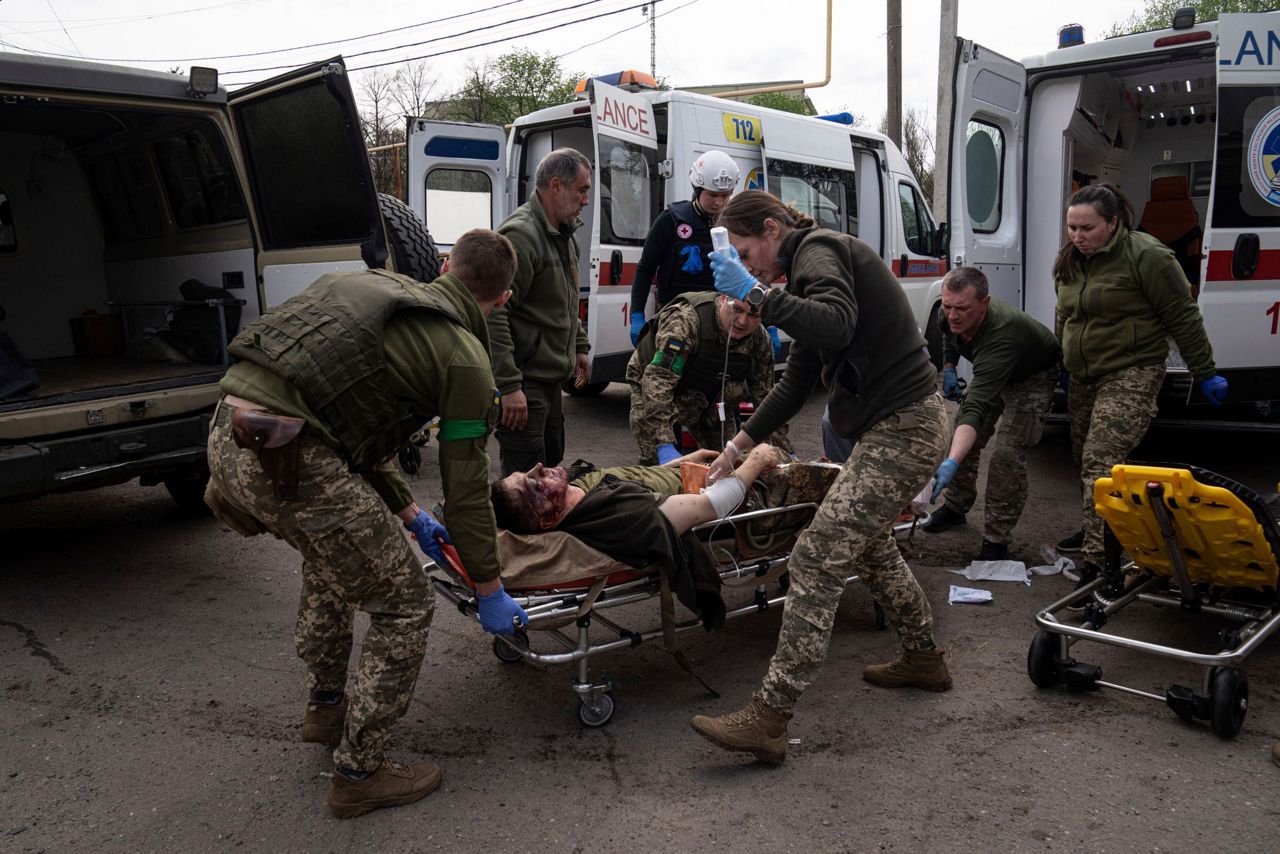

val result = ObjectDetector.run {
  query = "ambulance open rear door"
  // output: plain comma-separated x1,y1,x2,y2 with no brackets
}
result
948,40,1026,309
1197,12,1280,402
406,120,508,254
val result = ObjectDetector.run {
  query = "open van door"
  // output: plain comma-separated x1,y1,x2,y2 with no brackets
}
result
406,119,508,253
588,79,659,381
948,40,1026,308
229,57,383,308
1198,12,1280,400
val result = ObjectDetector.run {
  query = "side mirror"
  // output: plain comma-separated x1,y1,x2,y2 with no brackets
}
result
935,222,950,259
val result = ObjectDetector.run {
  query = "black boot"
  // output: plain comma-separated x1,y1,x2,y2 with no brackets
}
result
923,505,966,533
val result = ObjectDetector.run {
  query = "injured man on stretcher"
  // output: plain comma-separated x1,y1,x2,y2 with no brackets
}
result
489,446,839,629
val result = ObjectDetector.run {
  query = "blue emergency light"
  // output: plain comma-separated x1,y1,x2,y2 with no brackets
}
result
1058,24,1084,49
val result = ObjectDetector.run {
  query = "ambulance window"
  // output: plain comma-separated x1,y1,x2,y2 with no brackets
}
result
0,188,13,252
425,169,492,245
1151,161,1212,198
86,150,166,242
153,125,247,229
965,120,1003,233
599,136,656,245
898,182,934,255
1211,87,1280,228
766,160,855,233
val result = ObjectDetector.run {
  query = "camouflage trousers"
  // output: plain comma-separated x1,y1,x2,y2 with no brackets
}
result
205,401,433,772
1068,363,1165,568
943,368,1055,544
759,393,949,716
633,389,792,465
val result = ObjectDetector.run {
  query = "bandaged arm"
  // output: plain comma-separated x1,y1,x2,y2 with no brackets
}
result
657,444,778,534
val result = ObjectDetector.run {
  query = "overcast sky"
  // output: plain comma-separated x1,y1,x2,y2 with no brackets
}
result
0,0,1157,121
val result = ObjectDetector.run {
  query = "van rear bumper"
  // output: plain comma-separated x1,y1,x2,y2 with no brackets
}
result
0,413,211,502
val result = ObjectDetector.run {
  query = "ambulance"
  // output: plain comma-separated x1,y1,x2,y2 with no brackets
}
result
945,10,1280,414
406,72,945,394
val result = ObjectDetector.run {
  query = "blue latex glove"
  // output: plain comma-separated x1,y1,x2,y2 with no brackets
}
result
407,509,450,567
656,443,681,465
709,245,757,300
931,458,958,503
629,311,646,346
942,366,958,397
477,586,528,635
1199,374,1228,406
767,326,782,360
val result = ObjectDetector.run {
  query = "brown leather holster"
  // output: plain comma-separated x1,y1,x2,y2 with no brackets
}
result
230,408,306,500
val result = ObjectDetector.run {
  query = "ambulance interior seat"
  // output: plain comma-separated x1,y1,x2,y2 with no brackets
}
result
1138,175,1202,292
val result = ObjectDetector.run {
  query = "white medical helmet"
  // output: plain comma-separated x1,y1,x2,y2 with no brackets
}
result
689,150,740,192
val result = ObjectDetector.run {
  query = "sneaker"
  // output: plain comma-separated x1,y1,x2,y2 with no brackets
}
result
690,695,791,765
327,758,443,819
863,646,953,692
301,695,347,747
1057,530,1084,553
977,539,1009,562
922,505,966,534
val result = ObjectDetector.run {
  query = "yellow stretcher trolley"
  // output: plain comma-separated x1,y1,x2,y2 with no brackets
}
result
1027,463,1280,738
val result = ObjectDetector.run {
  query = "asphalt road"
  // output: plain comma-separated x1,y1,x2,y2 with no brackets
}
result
3,385,1279,851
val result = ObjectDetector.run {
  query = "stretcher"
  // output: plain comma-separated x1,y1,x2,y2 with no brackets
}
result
431,494,928,727
1027,463,1280,737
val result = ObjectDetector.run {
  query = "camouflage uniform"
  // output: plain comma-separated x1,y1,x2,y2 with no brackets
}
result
1067,362,1166,568
942,368,1056,544
626,294,788,465
759,394,949,716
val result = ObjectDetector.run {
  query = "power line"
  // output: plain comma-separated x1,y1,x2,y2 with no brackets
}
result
42,0,82,58
555,0,699,61
0,0,269,33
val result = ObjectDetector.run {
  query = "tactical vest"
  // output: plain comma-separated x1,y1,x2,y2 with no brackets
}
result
228,268,466,473
655,200,715,305
635,291,752,397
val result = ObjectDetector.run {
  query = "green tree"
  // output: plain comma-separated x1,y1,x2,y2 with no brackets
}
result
1107,0,1276,36
447,49,580,125
746,91,816,116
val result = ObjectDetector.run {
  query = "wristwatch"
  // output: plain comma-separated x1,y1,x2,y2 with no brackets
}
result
745,283,769,307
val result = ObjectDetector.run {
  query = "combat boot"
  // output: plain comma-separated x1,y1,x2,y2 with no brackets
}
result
922,505,966,533
690,695,790,765
301,694,347,747
327,758,443,819
863,646,953,692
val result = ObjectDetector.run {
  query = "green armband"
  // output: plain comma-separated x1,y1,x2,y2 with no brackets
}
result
438,419,489,441
650,338,687,375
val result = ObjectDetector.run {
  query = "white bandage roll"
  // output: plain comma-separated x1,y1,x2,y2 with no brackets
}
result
702,474,746,518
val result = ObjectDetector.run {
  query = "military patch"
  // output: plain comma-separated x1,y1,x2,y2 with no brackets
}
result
676,222,693,239
652,338,687,374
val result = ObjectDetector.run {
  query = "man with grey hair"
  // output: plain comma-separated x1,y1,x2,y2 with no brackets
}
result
490,147,594,475
922,266,1060,562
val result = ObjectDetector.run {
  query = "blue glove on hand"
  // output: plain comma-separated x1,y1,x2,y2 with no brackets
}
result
931,458,958,503
656,443,681,465
629,311,646,346
942,366,958,397
407,509,451,567
1199,373,1228,406
477,586,528,635
767,326,782,360
709,245,757,300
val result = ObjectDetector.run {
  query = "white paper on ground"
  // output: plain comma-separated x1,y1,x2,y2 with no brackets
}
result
948,585,993,604
949,560,1031,585
1029,554,1076,577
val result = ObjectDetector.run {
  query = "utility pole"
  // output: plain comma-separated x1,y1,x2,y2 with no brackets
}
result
934,0,958,221
886,0,902,147
645,1,656,79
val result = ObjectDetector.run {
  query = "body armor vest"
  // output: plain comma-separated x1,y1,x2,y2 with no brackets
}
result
635,291,752,397
655,200,715,305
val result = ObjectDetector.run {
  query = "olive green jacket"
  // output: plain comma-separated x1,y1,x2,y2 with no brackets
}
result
1055,225,1215,382
490,192,590,393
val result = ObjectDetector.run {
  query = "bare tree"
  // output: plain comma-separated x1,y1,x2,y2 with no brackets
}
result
357,69,402,196
880,105,935,201
391,61,440,121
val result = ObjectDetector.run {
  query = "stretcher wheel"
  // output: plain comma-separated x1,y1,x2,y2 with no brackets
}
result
492,629,529,664
1026,630,1060,689
577,693,615,728
1209,667,1248,738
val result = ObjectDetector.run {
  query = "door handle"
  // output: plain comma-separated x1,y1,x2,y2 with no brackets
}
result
1232,233,1259,279
899,254,908,276
610,250,623,286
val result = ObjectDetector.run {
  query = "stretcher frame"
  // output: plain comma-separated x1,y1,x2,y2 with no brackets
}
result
431,504,926,727
1027,464,1280,738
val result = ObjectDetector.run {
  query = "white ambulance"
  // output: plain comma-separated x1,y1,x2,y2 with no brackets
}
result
406,72,945,394
946,10,1280,413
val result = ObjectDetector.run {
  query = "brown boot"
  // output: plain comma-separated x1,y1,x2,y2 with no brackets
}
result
327,759,443,819
301,695,348,747
863,646,953,692
690,695,791,765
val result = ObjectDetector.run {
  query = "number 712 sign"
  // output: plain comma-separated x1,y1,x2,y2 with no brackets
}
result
722,112,762,146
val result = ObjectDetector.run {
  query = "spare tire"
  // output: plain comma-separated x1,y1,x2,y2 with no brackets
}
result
377,193,441,282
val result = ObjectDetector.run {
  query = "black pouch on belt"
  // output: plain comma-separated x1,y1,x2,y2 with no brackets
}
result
230,409,306,500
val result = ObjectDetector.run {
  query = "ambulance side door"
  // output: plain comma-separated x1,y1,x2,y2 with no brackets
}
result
948,39,1026,308
1199,12,1280,399
228,58,383,309
405,120,508,254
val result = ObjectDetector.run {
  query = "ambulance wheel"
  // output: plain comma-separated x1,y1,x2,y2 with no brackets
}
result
577,693,615,728
563,380,609,397
377,193,441,282
1026,630,1061,689
491,629,529,664
1209,667,1248,738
